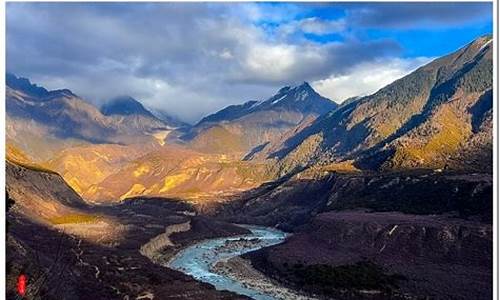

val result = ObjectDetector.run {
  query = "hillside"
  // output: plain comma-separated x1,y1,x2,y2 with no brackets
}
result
264,36,492,175
182,82,337,155
6,74,172,161
82,145,272,203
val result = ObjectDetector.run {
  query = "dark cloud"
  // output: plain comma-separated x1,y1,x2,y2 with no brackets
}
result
344,2,492,29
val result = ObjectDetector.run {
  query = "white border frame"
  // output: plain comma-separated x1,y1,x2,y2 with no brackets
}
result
0,1,497,300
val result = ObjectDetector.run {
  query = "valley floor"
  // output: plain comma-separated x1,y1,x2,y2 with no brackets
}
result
6,198,250,300
6,168,493,300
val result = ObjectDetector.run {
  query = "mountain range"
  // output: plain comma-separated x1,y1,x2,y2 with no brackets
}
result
181,82,337,154
5,35,493,300
5,35,493,203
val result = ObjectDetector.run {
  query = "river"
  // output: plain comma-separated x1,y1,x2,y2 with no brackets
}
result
167,225,305,300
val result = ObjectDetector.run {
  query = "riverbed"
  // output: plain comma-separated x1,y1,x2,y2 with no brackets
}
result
167,225,312,300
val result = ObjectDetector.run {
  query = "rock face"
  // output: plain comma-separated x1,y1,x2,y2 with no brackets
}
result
246,211,492,300
182,82,337,155
266,36,493,175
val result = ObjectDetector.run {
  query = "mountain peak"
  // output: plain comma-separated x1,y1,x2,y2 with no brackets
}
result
277,82,313,95
260,81,336,114
277,86,291,94
6,73,50,98
297,81,312,90
101,96,155,117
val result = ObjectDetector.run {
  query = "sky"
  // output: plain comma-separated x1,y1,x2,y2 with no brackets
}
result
6,2,493,123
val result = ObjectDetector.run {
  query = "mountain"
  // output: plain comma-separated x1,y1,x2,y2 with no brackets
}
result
6,72,50,98
5,74,275,202
101,96,189,129
151,108,190,128
5,36,493,204
6,74,172,161
266,36,493,175
101,95,157,118
182,82,338,155
81,145,272,203
99,95,176,133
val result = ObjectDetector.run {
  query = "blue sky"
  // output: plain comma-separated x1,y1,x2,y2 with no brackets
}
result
6,2,493,123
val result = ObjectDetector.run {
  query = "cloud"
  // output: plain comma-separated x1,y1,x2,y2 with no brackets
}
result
6,3,491,123
275,16,346,37
312,56,433,102
299,17,346,34
344,2,492,29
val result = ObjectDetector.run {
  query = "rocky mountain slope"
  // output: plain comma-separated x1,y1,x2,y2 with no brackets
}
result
264,36,492,175
101,95,183,131
181,82,337,155
101,96,157,118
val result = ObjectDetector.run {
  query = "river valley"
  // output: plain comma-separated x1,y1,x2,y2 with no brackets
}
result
167,225,314,300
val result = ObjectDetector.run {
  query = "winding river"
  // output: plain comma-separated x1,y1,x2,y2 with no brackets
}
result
167,225,294,300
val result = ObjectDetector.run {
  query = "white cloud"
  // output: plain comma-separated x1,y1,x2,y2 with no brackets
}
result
299,17,346,34
312,57,433,103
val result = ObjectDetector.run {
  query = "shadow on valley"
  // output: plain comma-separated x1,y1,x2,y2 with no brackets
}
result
6,157,493,300
213,170,492,300
6,195,250,300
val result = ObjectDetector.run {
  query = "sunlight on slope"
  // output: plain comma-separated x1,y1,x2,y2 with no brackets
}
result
151,130,171,146
120,183,147,200
160,173,191,193
133,164,151,177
